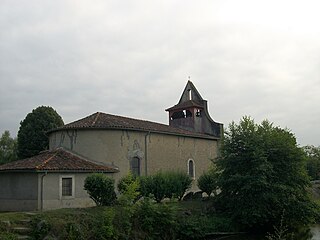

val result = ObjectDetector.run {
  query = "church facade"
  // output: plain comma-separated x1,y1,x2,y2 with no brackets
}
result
0,81,223,211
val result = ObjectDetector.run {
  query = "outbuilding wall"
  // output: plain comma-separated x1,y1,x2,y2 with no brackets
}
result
42,172,115,210
0,173,38,211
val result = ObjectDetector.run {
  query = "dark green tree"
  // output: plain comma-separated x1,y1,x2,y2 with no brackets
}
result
84,173,117,206
304,145,320,180
217,117,318,230
139,171,192,202
0,130,18,164
17,106,64,159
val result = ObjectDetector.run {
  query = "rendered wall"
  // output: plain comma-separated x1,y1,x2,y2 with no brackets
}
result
0,173,38,211
42,172,115,210
49,129,218,190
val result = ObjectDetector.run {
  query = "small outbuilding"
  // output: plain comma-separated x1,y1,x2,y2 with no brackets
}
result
0,148,118,211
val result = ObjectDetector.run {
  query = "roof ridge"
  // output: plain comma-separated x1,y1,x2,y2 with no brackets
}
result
92,112,101,126
47,112,219,140
35,151,58,170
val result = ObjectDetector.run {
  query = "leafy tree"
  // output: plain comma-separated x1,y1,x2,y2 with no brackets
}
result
0,130,18,164
149,172,168,203
84,173,117,206
164,171,192,201
197,165,219,197
303,145,320,180
217,117,318,230
117,172,141,204
139,171,192,203
139,175,154,198
17,106,64,159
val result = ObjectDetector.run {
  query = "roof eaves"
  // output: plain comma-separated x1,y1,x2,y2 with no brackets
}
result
47,126,219,140
0,169,119,173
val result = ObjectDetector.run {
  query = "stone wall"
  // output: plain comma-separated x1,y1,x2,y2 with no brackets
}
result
49,129,218,190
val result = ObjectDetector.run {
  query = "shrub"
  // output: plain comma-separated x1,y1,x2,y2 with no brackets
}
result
113,204,134,239
167,171,192,200
139,175,153,198
93,208,116,240
30,218,51,240
150,172,168,203
0,233,18,240
132,198,178,239
177,214,233,239
140,171,192,202
84,173,116,206
197,167,219,197
139,172,168,203
117,172,140,204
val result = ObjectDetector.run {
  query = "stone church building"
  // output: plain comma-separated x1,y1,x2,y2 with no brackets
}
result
0,81,223,211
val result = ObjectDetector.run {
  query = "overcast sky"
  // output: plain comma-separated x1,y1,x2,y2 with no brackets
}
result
1,0,319,146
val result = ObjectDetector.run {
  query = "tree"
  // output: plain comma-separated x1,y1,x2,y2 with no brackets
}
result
139,171,192,203
117,172,141,204
216,117,318,230
17,106,64,159
0,130,18,164
197,165,219,197
84,173,117,206
303,145,320,180
164,171,192,201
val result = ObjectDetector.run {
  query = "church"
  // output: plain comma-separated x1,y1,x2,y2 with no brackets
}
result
0,81,223,211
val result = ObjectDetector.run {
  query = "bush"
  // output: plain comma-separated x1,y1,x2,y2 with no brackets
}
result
139,175,154,198
93,208,116,240
30,218,51,240
164,171,192,200
140,171,192,202
139,173,167,203
150,172,168,203
132,198,178,239
84,173,116,206
0,233,18,240
117,172,140,204
177,213,233,239
197,167,219,197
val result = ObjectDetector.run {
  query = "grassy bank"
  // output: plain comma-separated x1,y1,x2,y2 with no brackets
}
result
0,199,234,240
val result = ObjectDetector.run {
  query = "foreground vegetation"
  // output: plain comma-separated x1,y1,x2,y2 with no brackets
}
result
0,199,234,240
216,117,319,231
1,116,320,239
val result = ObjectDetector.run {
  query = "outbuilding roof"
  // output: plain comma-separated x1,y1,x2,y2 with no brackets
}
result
0,148,118,173
48,112,218,140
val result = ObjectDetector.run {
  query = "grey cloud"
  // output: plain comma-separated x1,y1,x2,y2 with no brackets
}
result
0,0,319,146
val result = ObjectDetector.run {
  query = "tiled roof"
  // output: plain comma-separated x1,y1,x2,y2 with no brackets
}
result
48,112,217,139
0,148,118,173
165,100,204,111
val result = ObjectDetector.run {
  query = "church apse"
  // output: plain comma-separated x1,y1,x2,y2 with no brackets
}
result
166,81,222,138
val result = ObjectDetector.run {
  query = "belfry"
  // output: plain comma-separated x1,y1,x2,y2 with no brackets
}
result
166,81,222,138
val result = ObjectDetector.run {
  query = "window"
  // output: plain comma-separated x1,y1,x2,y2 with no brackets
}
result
131,157,140,176
188,159,195,179
196,109,201,117
59,175,75,199
62,178,72,196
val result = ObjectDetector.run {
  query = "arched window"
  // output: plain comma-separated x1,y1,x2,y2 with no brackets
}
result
188,159,195,179
131,157,140,176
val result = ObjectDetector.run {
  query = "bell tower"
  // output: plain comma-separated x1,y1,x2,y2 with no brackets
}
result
165,81,222,138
